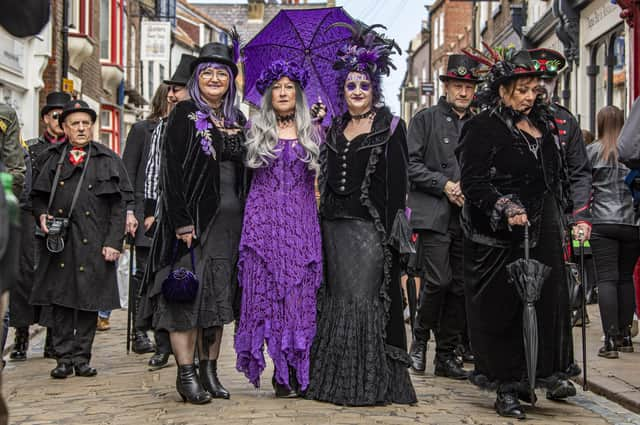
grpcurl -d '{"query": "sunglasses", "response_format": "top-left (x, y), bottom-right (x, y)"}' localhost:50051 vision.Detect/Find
top-left (50, 111), bottom-right (61, 119)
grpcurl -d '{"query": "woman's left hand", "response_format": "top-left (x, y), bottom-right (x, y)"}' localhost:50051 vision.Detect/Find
top-left (311, 98), bottom-right (327, 120)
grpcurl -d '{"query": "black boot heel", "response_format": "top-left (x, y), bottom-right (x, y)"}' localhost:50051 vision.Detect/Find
top-left (200, 360), bottom-right (230, 399)
top-left (176, 364), bottom-right (212, 404)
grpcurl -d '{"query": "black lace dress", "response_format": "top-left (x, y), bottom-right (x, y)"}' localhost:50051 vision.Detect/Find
top-left (150, 131), bottom-right (245, 333)
top-left (307, 127), bottom-right (416, 406)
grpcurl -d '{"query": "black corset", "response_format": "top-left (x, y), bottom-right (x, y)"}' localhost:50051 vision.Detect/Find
top-left (219, 131), bottom-right (246, 162)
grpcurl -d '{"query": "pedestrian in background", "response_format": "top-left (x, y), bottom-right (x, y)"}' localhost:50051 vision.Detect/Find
top-left (587, 105), bottom-right (640, 358)
top-left (144, 42), bottom-right (247, 404)
top-left (583, 129), bottom-right (595, 145)
top-left (235, 60), bottom-right (322, 397)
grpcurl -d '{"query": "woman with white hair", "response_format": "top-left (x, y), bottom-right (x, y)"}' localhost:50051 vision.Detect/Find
top-left (234, 60), bottom-right (323, 397)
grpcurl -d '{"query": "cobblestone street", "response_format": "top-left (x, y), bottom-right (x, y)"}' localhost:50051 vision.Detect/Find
top-left (3, 309), bottom-right (640, 425)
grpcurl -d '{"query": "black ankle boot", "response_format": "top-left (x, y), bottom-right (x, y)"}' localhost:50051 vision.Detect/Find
top-left (44, 328), bottom-right (55, 359)
top-left (495, 391), bottom-right (526, 419)
top-left (409, 337), bottom-right (427, 372)
top-left (10, 327), bottom-right (29, 361)
top-left (598, 333), bottom-right (619, 359)
top-left (619, 328), bottom-right (634, 353)
top-left (200, 360), bottom-right (230, 399)
top-left (176, 364), bottom-right (212, 404)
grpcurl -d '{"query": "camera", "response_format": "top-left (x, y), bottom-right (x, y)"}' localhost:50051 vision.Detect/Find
top-left (34, 217), bottom-right (69, 253)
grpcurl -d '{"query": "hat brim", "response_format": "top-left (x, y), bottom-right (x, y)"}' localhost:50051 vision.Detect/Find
top-left (190, 57), bottom-right (238, 77)
top-left (439, 75), bottom-right (481, 84)
top-left (162, 79), bottom-right (188, 86)
top-left (58, 108), bottom-right (97, 126)
top-left (41, 104), bottom-right (66, 118)
top-left (493, 70), bottom-right (545, 86)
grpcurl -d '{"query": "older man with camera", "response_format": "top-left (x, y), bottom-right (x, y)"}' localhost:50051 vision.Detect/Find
top-left (29, 100), bottom-right (133, 379)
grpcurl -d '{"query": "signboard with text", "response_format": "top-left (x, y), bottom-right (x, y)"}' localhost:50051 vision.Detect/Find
top-left (140, 21), bottom-right (171, 62)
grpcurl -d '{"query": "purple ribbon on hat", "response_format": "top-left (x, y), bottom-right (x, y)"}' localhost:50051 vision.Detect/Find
top-left (255, 60), bottom-right (309, 95)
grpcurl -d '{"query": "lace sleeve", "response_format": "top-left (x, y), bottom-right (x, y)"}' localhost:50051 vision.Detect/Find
top-left (490, 195), bottom-right (526, 231)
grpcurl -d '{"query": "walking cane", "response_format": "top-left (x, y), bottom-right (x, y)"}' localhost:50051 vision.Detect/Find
top-left (578, 229), bottom-right (588, 391)
top-left (126, 234), bottom-right (135, 354)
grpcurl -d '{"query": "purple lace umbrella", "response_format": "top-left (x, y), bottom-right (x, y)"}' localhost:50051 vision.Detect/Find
top-left (242, 7), bottom-right (355, 123)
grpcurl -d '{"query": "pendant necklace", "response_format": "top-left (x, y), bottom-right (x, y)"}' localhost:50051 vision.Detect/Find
top-left (518, 128), bottom-right (540, 159)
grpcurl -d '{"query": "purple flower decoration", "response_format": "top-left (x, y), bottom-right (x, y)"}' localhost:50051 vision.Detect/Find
top-left (188, 111), bottom-right (217, 159)
top-left (255, 60), bottom-right (309, 95)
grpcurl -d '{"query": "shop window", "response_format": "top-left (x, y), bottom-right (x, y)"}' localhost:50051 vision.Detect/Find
top-left (612, 32), bottom-right (626, 112)
top-left (100, 106), bottom-right (121, 154)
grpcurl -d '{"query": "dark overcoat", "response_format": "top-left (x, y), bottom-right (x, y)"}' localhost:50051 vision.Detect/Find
top-left (29, 141), bottom-right (133, 311)
top-left (122, 119), bottom-right (157, 247)
top-left (406, 96), bottom-right (472, 232)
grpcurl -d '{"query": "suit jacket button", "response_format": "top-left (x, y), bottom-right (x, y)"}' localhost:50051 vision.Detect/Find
top-left (344, 148), bottom-right (349, 153)
top-left (339, 186), bottom-right (346, 191)
top-left (340, 178), bottom-right (346, 184)
top-left (341, 163), bottom-right (347, 169)
top-left (79, 266), bottom-right (84, 272)
top-left (58, 208), bottom-right (64, 214)
top-left (341, 155), bottom-right (346, 160)
top-left (85, 211), bottom-right (91, 216)
top-left (59, 181), bottom-right (64, 187)
top-left (446, 117), bottom-right (452, 122)
top-left (441, 163), bottom-right (447, 168)
top-left (82, 238), bottom-right (88, 244)
top-left (341, 171), bottom-right (347, 176)
top-left (60, 263), bottom-right (65, 269)
top-left (88, 184), bottom-right (93, 190)
top-left (443, 137), bottom-right (449, 144)
top-left (431, 179), bottom-right (437, 185)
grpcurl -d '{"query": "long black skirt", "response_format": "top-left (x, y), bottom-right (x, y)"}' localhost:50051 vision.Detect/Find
top-left (9, 210), bottom-right (37, 328)
top-left (307, 218), bottom-right (416, 406)
top-left (464, 195), bottom-right (575, 390)
top-left (149, 161), bottom-right (242, 333)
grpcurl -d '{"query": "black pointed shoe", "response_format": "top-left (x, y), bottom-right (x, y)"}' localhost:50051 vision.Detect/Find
top-left (10, 327), bottom-right (29, 361)
top-left (409, 338), bottom-right (427, 372)
top-left (176, 364), bottom-right (211, 404)
top-left (546, 379), bottom-right (576, 401)
top-left (50, 362), bottom-right (74, 379)
top-left (200, 360), bottom-right (230, 399)
top-left (148, 352), bottom-right (171, 370)
top-left (598, 334), bottom-right (619, 359)
top-left (132, 331), bottom-right (155, 354)
top-left (272, 368), bottom-right (299, 398)
top-left (75, 363), bottom-right (98, 377)
top-left (495, 391), bottom-right (526, 419)
top-left (434, 358), bottom-right (469, 380)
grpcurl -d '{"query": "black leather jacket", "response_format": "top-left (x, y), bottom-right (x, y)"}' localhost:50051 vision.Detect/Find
top-left (587, 142), bottom-right (638, 226)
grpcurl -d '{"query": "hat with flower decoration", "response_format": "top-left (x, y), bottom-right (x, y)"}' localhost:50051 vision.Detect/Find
top-left (527, 48), bottom-right (567, 79)
top-left (255, 60), bottom-right (309, 95)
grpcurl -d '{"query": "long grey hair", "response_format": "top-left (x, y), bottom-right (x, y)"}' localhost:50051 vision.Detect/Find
top-left (245, 82), bottom-right (320, 171)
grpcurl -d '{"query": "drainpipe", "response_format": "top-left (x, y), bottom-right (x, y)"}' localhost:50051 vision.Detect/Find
top-left (62, 0), bottom-right (69, 82)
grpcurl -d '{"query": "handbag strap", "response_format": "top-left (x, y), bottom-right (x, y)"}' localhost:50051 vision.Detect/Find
top-left (169, 240), bottom-right (196, 272)
top-left (46, 143), bottom-right (92, 220)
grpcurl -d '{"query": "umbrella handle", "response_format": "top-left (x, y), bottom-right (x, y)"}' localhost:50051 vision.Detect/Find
top-left (524, 223), bottom-right (530, 261)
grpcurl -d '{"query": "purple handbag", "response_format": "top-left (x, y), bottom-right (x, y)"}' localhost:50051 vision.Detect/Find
top-left (162, 244), bottom-right (199, 303)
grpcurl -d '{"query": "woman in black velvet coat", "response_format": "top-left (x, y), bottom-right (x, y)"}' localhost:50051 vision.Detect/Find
top-left (307, 23), bottom-right (416, 406)
top-left (456, 49), bottom-right (577, 419)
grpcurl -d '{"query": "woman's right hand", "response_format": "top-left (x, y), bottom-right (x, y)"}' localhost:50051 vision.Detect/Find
top-left (508, 213), bottom-right (528, 226)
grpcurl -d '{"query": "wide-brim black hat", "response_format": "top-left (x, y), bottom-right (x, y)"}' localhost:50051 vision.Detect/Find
top-left (190, 42), bottom-right (238, 76)
top-left (439, 54), bottom-right (481, 83)
top-left (164, 54), bottom-right (197, 86)
top-left (41, 91), bottom-right (72, 117)
top-left (528, 48), bottom-right (567, 79)
top-left (491, 50), bottom-right (544, 87)
top-left (58, 99), bottom-right (97, 125)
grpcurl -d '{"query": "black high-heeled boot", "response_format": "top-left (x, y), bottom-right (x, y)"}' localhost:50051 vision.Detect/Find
top-left (619, 327), bottom-right (634, 353)
top-left (10, 327), bottom-right (29, 361)
top-left (200, 360), bottom-right (230, 399)
top-left (598, 333), bottom-right (619, 359)
top-left (176, 364), bottom-right (212, 404)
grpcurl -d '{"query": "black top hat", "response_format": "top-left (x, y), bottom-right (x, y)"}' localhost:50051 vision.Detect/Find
top-left (190, 42), bottom-right (238, 76)
top-left (439, 54), bottom-right (481, 83)
top-left (164, 54), bottom-right (197, 86)
top-left (58, 99), bottom-right (97, 125)
top-left (527, 48), bottom-right (567, 79)
top-left (41, 91), bottom-right (72, 117)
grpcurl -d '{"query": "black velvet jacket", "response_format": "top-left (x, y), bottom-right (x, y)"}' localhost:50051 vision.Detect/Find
top-left (148, 100), bottom-right (249, 271)
top-left (456, 105), bottom-right (567, 248)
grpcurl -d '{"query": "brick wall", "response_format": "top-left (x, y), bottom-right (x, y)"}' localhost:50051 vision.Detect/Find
top-left (80, 0), bottom-right (103, 103)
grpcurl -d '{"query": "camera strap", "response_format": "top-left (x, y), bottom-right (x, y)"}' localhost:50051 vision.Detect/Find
top-left (46, 142), bottom-right (92, 220)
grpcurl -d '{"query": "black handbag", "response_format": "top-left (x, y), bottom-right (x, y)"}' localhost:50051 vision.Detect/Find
top-left (161, 243), bottom-right (199, 303)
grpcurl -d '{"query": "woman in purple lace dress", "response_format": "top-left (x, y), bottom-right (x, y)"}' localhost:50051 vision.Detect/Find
top-left (235, 60), bottom-right (322, 397)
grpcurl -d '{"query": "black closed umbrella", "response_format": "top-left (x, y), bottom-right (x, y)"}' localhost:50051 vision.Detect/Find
top-left (506, 224), bottom-right (551, 406)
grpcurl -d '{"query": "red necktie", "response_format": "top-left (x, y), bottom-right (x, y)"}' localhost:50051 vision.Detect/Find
top-left (69, 147), bottom-right (87, 166)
